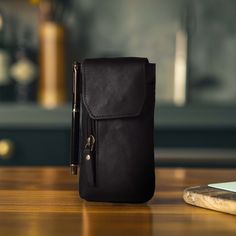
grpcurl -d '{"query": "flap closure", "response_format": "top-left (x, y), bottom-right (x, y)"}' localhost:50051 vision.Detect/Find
top-left (82, 58), bottom-right (147, 120)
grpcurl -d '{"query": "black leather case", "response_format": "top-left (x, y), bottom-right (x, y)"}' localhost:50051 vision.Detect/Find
top-left (78, 57), bottom-right (156, 203)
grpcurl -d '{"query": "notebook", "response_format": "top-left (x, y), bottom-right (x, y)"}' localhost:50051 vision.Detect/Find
top-left (208, 181), bottom-right (236, 193)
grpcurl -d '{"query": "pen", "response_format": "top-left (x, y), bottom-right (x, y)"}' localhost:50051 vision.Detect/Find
top-left (70, 61), bottom-right (80, 175)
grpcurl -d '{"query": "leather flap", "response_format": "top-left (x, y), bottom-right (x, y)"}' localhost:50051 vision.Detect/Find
top-left (82, 58), bottom-right (147, 120)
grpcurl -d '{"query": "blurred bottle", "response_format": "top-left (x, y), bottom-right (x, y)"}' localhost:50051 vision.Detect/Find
top-left (10, 27), bottom-right (37, 103)
top-left (38, 22), bottom-right (65, 108)
top-left (0, 10), bottom-right (12, 102)
top-left (38, 0), bottom-right (66, 108)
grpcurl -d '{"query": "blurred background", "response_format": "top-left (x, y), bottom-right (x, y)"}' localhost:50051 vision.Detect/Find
top-left (0, 0), bottom-right (236, 167)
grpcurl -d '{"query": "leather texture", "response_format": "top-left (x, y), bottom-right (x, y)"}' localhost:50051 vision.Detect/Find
top-left (78, 57), bottom-right (156, 203)
top-left (82, 58), bottom-right (146, 119)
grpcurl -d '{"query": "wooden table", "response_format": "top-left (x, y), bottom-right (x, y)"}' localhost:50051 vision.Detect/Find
top-left (0, 167), bottom-right (235, 236)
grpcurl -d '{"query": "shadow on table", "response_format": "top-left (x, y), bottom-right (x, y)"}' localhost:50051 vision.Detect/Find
top-left (81, 202), bottom-right (153, 236)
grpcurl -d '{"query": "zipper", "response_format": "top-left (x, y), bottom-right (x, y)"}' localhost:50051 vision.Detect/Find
top-left (84, 134), bottom-right (95, 160)
top-left (81, 62), bottom-right (96, 186)
top-left (83, 121), bottom-right (96, 186)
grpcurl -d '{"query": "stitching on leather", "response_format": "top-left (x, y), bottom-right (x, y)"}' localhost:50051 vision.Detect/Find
top-left (83, 59), bottom-right (147, 119)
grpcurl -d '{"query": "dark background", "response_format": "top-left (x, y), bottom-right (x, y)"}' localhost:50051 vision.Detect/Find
top-left (0, 0), bottom-right (236, 167)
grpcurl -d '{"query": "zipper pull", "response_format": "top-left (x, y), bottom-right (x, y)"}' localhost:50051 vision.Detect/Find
top-left (84, 135), bottom-right (95, 186)
top-left (85, 135), bottom-right (95, 152)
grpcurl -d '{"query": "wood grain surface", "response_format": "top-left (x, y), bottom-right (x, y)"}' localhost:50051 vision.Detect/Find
top-left (0, 167), bottom-right (235, 236)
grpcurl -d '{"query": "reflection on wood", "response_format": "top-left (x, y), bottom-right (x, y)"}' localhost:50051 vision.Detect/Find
top-left (0, 167), bottom-right (235, 235)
